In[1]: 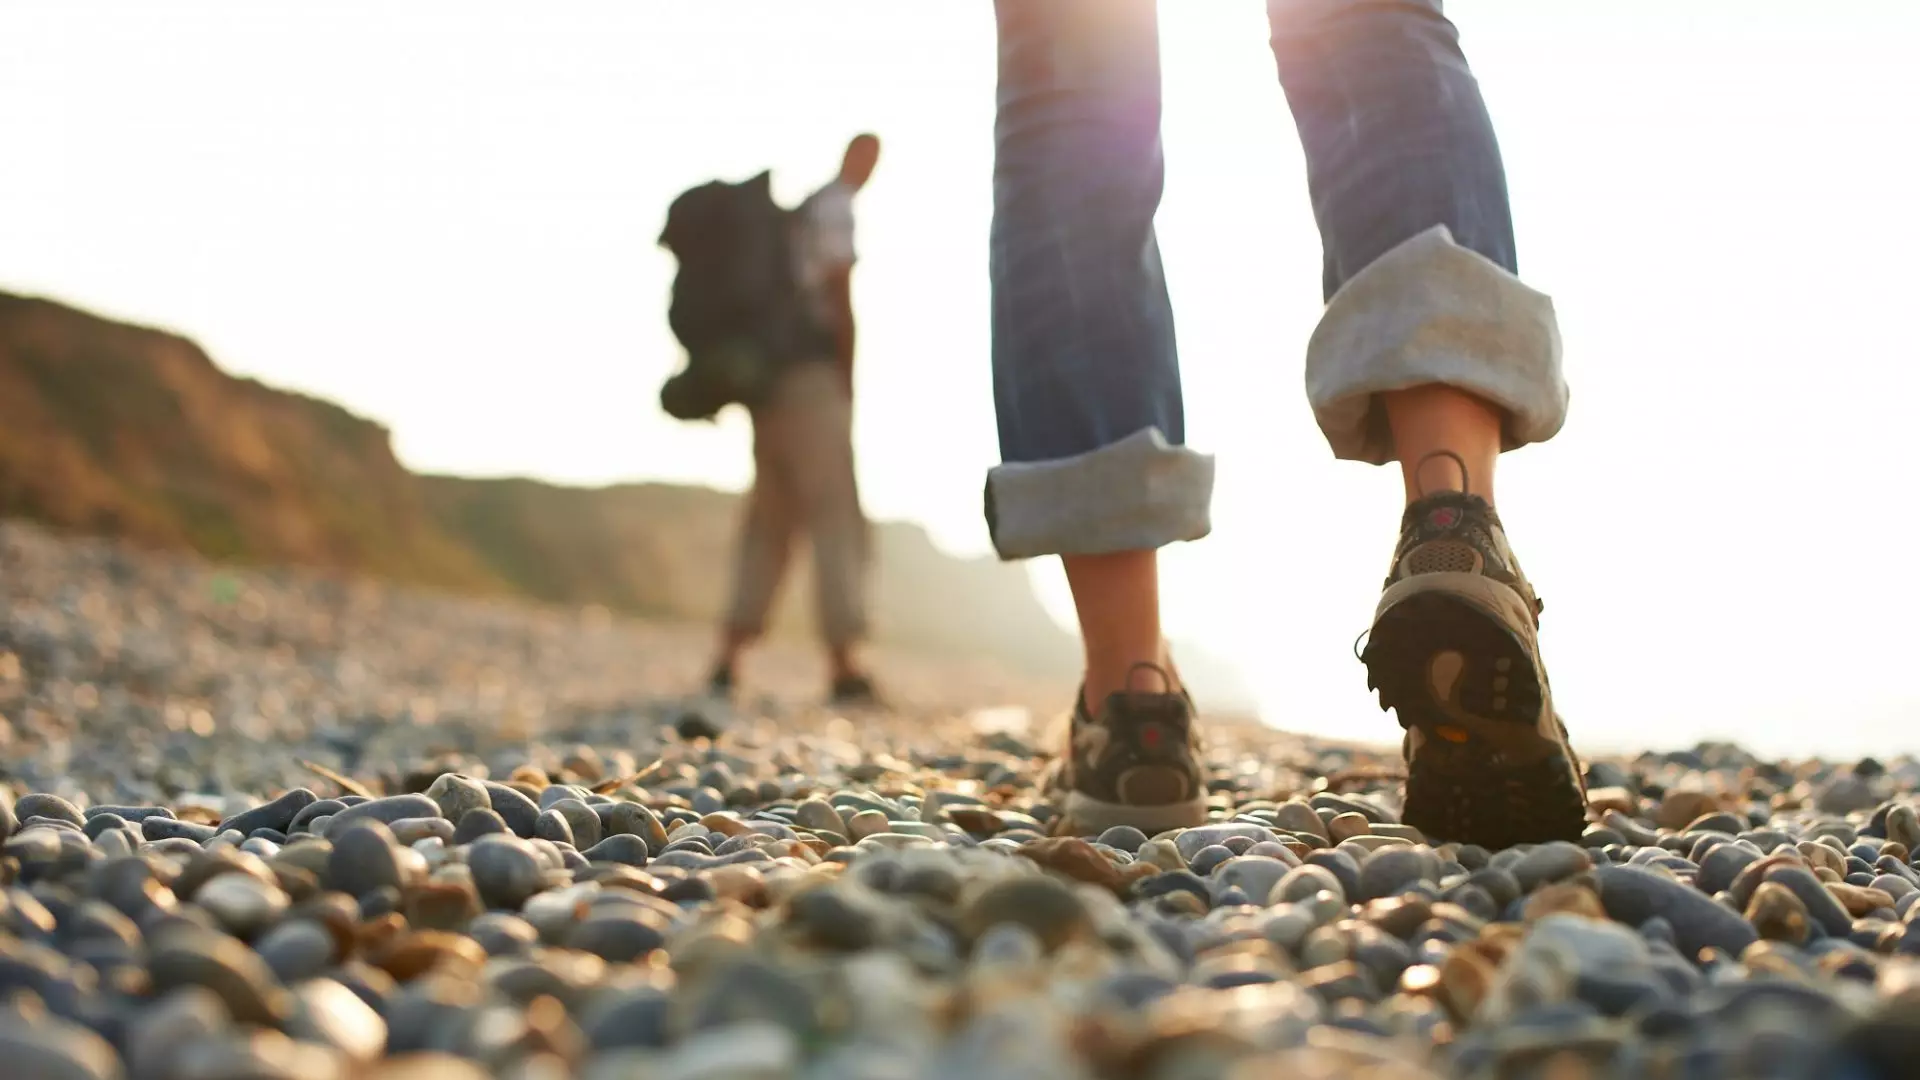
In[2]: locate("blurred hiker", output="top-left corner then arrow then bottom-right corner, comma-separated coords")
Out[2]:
986,0 -> 1586,848
658,134 -> 883,707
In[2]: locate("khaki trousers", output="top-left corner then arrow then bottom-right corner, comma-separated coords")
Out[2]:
724,362 -> 871,647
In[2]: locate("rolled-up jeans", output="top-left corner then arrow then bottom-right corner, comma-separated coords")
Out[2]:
985,0 -> 1568,560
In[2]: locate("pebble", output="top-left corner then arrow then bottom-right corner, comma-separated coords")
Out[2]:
468,835 -> 547,910
328,820 -> 407,899
4,521 -> 1920,1078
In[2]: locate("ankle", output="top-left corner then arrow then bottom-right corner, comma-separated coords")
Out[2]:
1084,653 -> 1182,711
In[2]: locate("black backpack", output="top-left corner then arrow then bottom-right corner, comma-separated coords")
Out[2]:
655,171 -> 826,421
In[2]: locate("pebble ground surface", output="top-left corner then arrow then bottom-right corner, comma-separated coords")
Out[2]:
3,519 -> 1919,1080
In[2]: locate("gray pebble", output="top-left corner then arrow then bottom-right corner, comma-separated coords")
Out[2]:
142,818 -> 216,844
795,799 -> 846,836
326,820 -> 404,900
546,801 -> 600,847
534,808 -> 575,847
219,788 -> 318,838
1593,864 -> 1758,956
288,799 -> 347,834
1511,841 -> 1594,890
583,834 -> 650,867
604,803 -> 670,849
468,834 -> 545,910
1697,842 -> 1763,895
1174,824 -> 1278,861
483,782 -> 541,838
425,773 -> 492,822
467,912 -> 541,957
1356,847 -> 1437,902
579,985 -> 672,1051
122,987 -> 228,1080
325,794 -> 440,834
254,919 -> 337,983
565,909 -> 671,962
13,794 -> 85,829
147,922 -> 294,1026
452,807 -> 510,845
388,816 -> 455,846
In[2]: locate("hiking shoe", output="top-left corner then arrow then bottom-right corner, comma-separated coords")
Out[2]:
1360,477 -> 1588,849
1043,663 -> 1208,836
828,673 -> 882,709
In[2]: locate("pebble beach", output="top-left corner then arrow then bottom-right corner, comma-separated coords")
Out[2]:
3,518 -> 1918,1080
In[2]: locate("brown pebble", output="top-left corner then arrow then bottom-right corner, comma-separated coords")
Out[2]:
1328,812 -> 1372,843
1437,943 -> 1498,1023
1360,895 -> 1434,939
1745,882 -> 1811,944
1017,836 -> 1124,892
509,766 -> 549,789
699,813 -> 748,838
272,863 -> 321,902
1796,842 -> 1845,875
403,881 -> 482,931
1827,882 -> 1896,917
176,805 -> 223,826
704,865 -> 767,905
1585,786 -> 1637,815
1522,881 -> 1607,924
1655,788 -> 1727,831
374,930 -> 489,982
1742,940 -> 1811,980
355,911 -> 409,957
940,808 -> 999,835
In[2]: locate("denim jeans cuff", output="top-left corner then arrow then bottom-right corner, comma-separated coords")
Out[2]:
1305,224 -> 1569,465
985,427 -> 1214,560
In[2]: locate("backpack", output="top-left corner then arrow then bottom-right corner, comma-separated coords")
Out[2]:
655,171 -> 827,421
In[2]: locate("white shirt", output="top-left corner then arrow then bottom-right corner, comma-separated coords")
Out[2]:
793,180 -> 856,327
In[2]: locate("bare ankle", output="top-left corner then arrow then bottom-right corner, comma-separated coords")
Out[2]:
1083,653 -> 1181,710
1382,386 -> 1503,506
1063,549 -> 1172,708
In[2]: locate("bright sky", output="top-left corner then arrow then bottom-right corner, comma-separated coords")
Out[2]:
5,1 -> 1918,758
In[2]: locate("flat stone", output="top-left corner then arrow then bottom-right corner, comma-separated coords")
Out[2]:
221,789 -> 318,838
1593,864 -> 1758,957
326,795 -> 441,834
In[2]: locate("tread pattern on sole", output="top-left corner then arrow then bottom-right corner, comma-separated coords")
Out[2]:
1363,590 -> 1588,848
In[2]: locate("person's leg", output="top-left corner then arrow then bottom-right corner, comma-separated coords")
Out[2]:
989,0 -> 1212,833
1268,0 -> 1585,846
711,403 -> 799,694
778,364 -> 877,702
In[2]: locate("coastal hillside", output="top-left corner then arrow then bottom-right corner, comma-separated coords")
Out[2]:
0,291 -> 1089,678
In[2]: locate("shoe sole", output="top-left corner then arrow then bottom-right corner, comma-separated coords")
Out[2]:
1363,572 -> 1587,849
1057,790 -> 1210,837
